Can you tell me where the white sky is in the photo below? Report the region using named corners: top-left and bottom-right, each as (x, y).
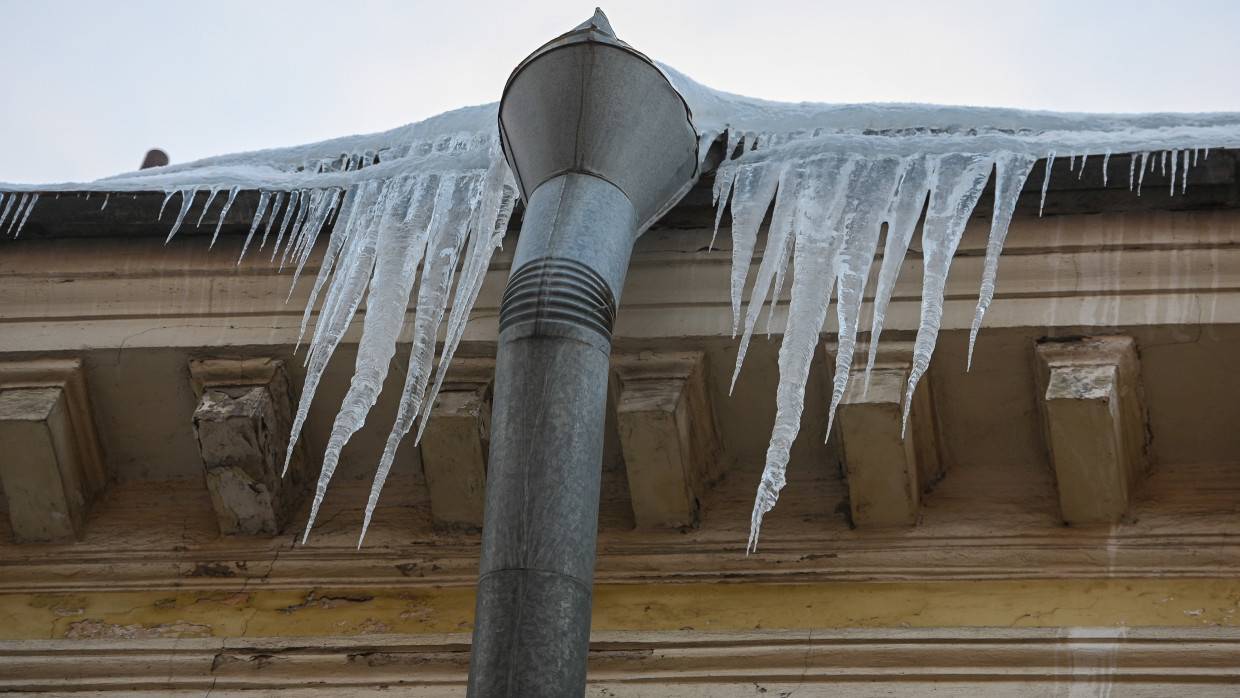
top-left (2, 0), bottom-right (1238, 184)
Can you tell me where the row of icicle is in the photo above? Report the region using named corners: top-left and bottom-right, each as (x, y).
top-left (101, 146), bottom-right (515, 546)
top-left (709, 143), bottom-right (1212, 552)
top-left (0, 142), bottom-right (1217, 550)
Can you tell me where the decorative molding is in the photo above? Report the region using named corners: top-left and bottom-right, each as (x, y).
top-left (6, 210), bottom-right (1240, 351)
top-left (3, 628), bottom-right (1240, 694)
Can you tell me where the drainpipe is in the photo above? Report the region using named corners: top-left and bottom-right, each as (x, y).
top-left (467, 10), bottom-right (699, 697)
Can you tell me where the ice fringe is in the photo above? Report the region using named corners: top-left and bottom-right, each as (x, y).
top-left (3, 64), bottom-right (1240, 551)
top-left (673, 65), bottom-right (1240, 551)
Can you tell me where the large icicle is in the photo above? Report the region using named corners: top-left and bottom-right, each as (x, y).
top-left (414, 156), bottom-right (517, 442)
top-left (901, 153), bottom-right (995, 433)
top-left (967, 153), bottom-right (1037, 369)
top-left (282, 180), bottom-right (384, 486)
top-left (292, 184), bottom-right (369, 352)
top-left (361, 156), bottom-right (516, 544)
top-left (747, 155), bottom-right (857, 551)
top-left (726, 162), bottom-right (782, 335)
top-left (864, 156), bottom-right (932, 386)
top-left (358, 172), bottom-right (484, 544)
top-left (300, 176), bottom-right (429, 542)
top-left (730, 162), bottom-right (797, 392)
top-left (825, 157), bottom-right (904, 434)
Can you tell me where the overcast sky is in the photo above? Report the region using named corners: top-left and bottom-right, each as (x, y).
top-left (2, 0), bottom-right (1238, 184)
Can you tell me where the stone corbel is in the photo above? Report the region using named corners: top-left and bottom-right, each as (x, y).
top-left (612, 350), bottom-right (723, 529)
top-left (188, 358), bottom-right (308, 536)
top-left (418, 358), bottom-right (494, 530)
top-left (1034, 336), bottom-right (1151, 525)
top-left (0, 358), bottom-right (106, 542)
top-left (825, 342), bottom-right (945, 528)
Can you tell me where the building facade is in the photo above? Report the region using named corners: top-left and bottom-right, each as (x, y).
top-left (2, 152), bottom-right (1240, 695)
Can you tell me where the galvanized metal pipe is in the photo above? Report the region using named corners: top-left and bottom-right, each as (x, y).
top-left (468, 173), bottom-right (635, 695)
top-left (468, 11), bottom-right (698, 696)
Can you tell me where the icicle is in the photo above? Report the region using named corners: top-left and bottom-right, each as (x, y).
top-left (1181, 149), bottom-right (1190, 194)
top-left (730, 163), bottom-right (798, 393)
top-left (1038, 151), bottom-right (1055, 216)
top-left (1137, 152), bottom-right (1150, 196)
top-left (902, 153), bottom-right (995, 435)
top-left (278, 190), bottom-right (314, 270)
top-left (1102, 151), bottom-right (1111, 187)
top-left (355, 173), bottom-right (484, 544)
top-left (1205, 148), bottom-right (1211, 160)
top-left (363, 159), bottom-right (516, 545)
top-left (164, 187), bottom-right (197, 243)
top-left (710, 168), bottom-right (736, 252)
top-left (747, 157), bottom-right (856, 553)
top-left (195, 187), bottom-right (221, 228)
top-left (260, 191), bottom-right (285, 250)
top-left (1068, 153), bottom-right (1076, 171)
top-left (825, 157), bottom-right (904, 436)
top-left (415, 158), bottom-right (517, 440)
top-left (100, 193), bottom-right (110, 211)
top-left (864, 156), bottom-right (932, 389)
top-left (284, 190), bottom-right (323, 266)
top-left (1160, 150), bottom-right (1167, 176)
top-left (708, 129), bottom-right (745, 251)
top-left (5, 193), bottom-right (31, 236)
top-left (0, 192), bottom-right (19, 231)
top-left (968, 153), bottom-right (1037, 369)
top-left (301, 185), bottom-right (382, 360)
top-left (239, 191), bottom-right (272, 261)
top-left (765, 241), bottom-right (790, 338)
top-left (726, 162), bottom-right (783, 336)
top-left (289, 189), bottom-right (324, 263)
top-left (282, 180), bottom-right (381, 487)
top-left (158, 189), bottom-right (176, 220)
top-left (1169, 150), bottom-right (1179, 196)
top-left (209, 187), bottom-right (239, 248)
top-left (285, 182), bottom-right (381, 490)
top-left (291, 189), bottom-right (332, 268)
top-left (12, 193), bottom-right (38, 238)
top-left (301, 176), bottom-right (427, 544)
top-left (288, 189), bottom-right (343, 293)
top-left (270, 190), bottom-right (302, 260)
top-left (1129, 154), bottom-right (1137, 191)
top-left (1077, 152), bottom-right (1088, 180)
top-left (285, 190), bottom-right (326, 274)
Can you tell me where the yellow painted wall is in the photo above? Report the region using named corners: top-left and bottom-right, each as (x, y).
top-left (3, 578), bottom-right (1238, 641)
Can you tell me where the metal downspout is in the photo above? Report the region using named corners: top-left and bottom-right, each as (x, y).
top-left (467, 10), bottom-right (699, 697)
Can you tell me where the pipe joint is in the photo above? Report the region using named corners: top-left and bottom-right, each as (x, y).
top-left (499, 257), bottom-right (616, 339)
